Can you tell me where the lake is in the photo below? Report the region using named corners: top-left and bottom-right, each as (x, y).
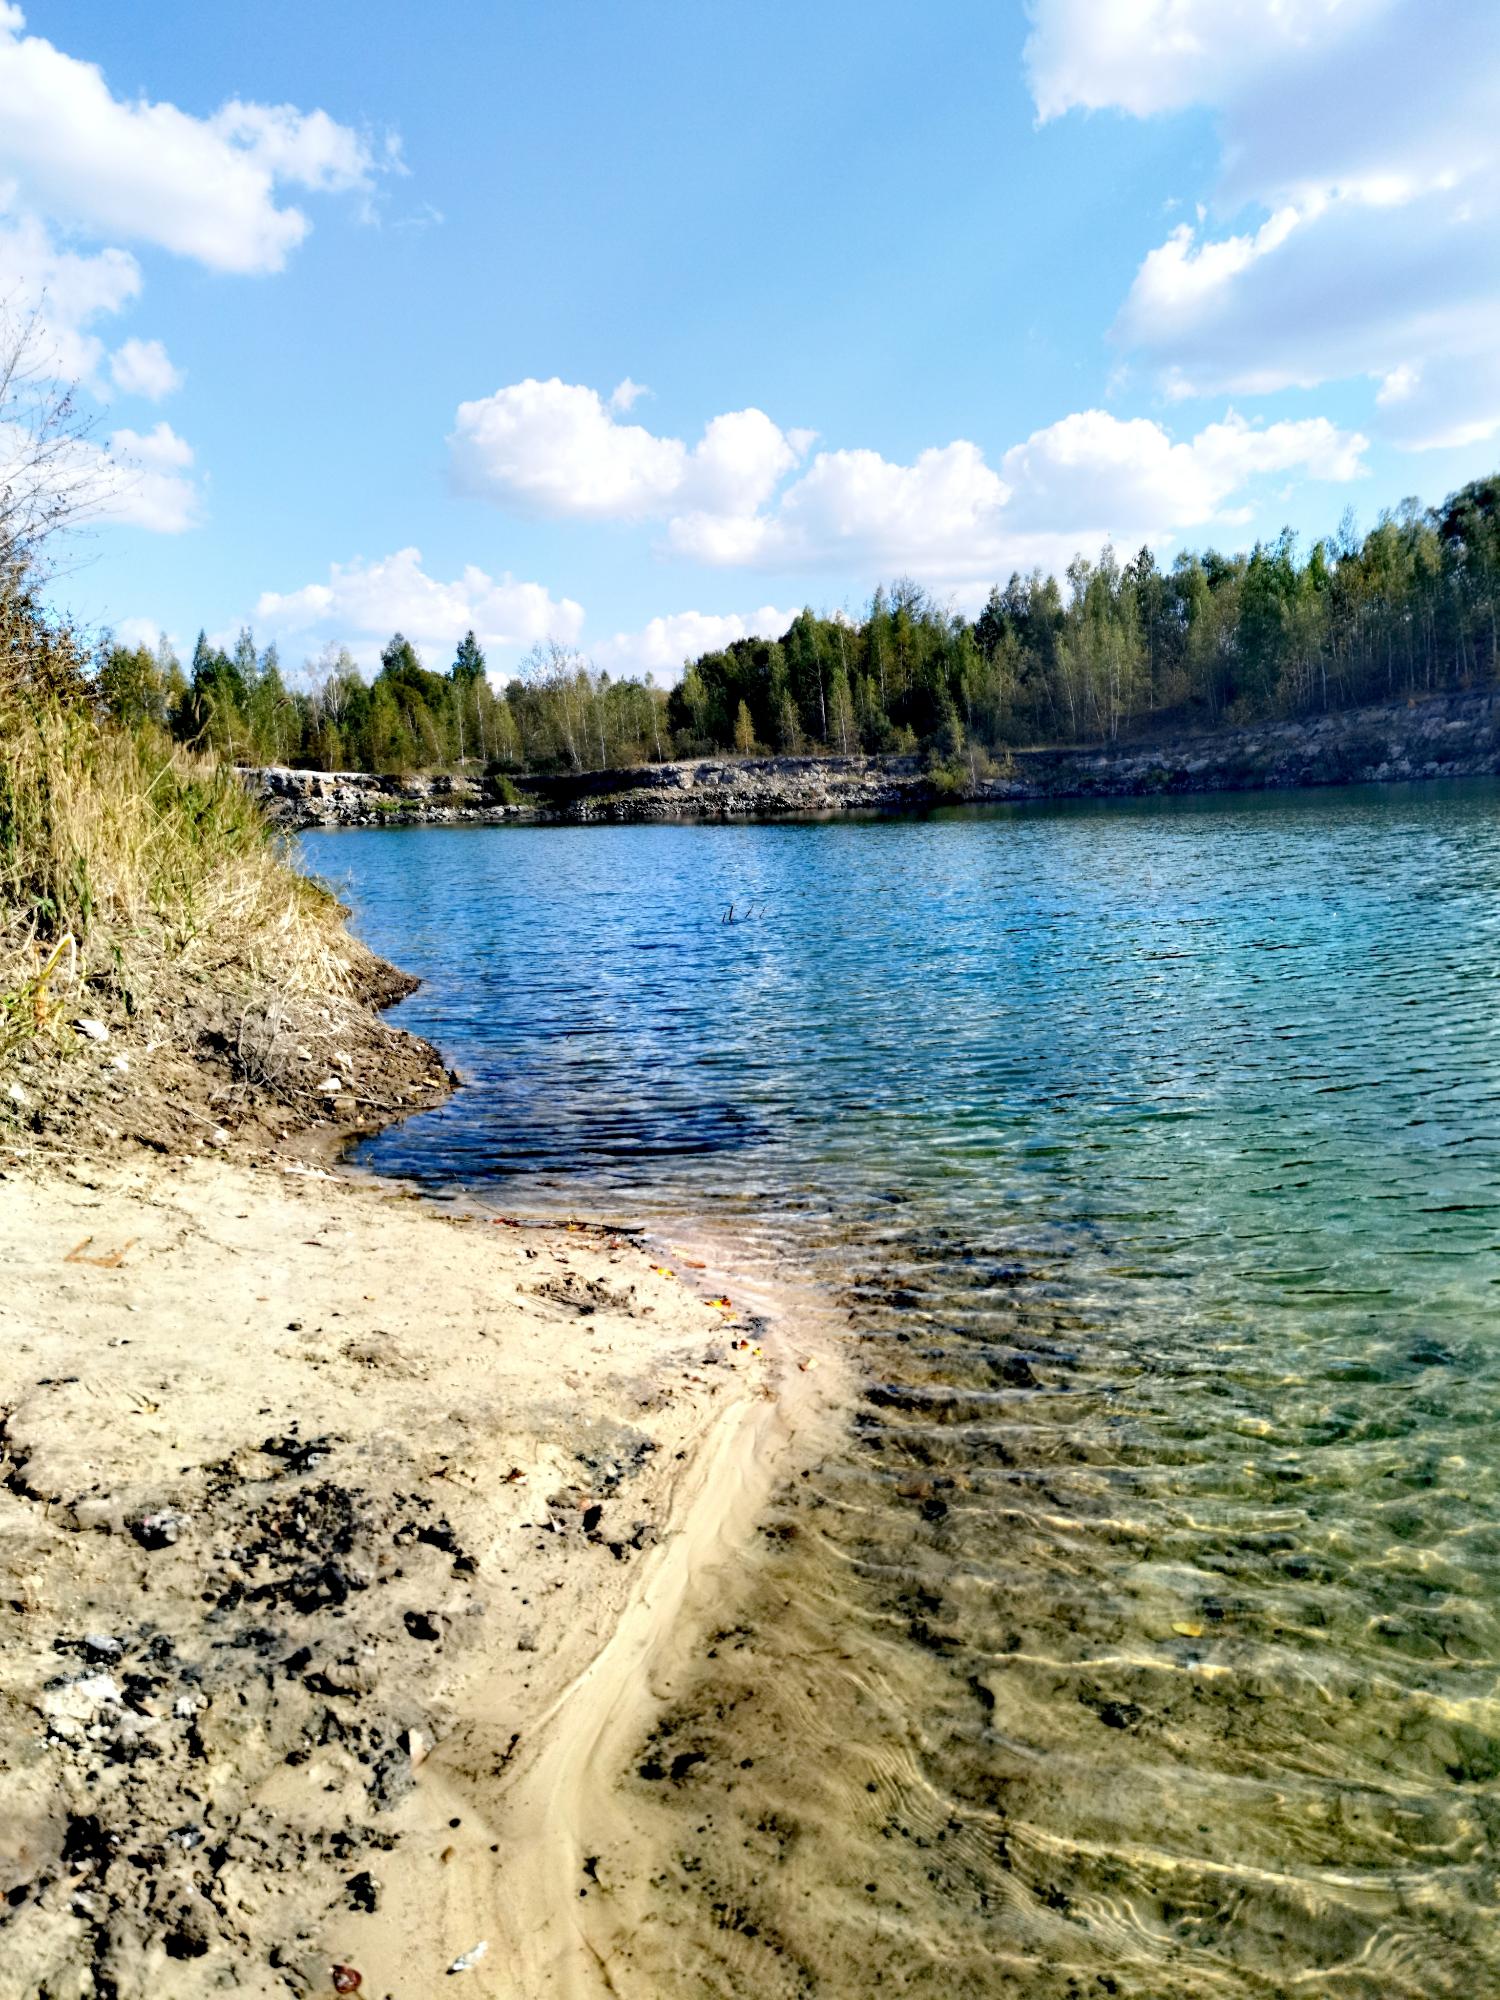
top-left (303, 780), bottom-right (1500, 1998)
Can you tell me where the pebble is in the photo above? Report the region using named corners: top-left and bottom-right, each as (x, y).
top-left (447, 1941), bottom-right (488, 1974)
top-left (73, 1018), bottom-right (109, 1043)
top-left (133, 1509), bottom-right (185, 1549)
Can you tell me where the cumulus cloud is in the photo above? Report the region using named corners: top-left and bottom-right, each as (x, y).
top-left (754, 413), bottom-right (1363, 576)
top-left (1117, 187), bottom-right (1500, 447)
top-left (669, 439), bottom-right (1013, 571)
top-left (1027, 0), bottom-right (1500, 446)
top-left (0, 6), bottom-right (382, 275)
top-left (0, 206), bottom-right (140, 384)
top-left (253, 547), bottom-right (584, 674)
top-left (997, 409), bottom-right (1366, 534)
top-left (108, 335), bottom-right (182, 401)
top-left (0, 9), bottom-right (396, 532)
top-left (449, 377), bottom-right (808, 521)
top-left (101, 422), bottom-right (200, 533)
top-left (593, 605), bottom-right (801, 680)
top-left (0, 413), bottom-right (202, 537)
top-left (449, 372), bottom-right (1366, 582)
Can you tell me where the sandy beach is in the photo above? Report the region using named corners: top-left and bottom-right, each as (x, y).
top-left (0, 1150), bottom-right (840, 1997)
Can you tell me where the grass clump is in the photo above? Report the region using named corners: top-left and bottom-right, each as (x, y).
top-left (1, 582), bottom-right (358, 1061)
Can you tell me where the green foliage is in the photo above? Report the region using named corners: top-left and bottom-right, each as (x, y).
top-left (89, 473), bottom-right (1500, 780)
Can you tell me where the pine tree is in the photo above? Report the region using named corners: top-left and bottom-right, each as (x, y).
top-left (452, 630), bottom-right (486, 684)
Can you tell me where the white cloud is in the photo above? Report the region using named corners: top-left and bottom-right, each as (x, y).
top-left (253, 547), bottom-right (584, 675)
top-left (1117, 185), bottom-right (1500, 446)
top-left (449, 377), bottom-right (808, 521)
top-left (998, 408), bottom-right (1365, 535)
top-left (451, 372), bottom-right (1365, 582)
top-left (0, 206), bottom-right (140, 383)
top-left (670, 439), bottom-right (1014, 572)
top-left (0, 412), bottom-right (201, 537)
top-left (610, 377), bottom-right (649, 411)
top-left (110, 615), bottom-right (175, 652)
top-left (1024, 0), bottom-right (1391, 123)
top-left (0, 7), bottom-right (382, 275)
top-left (1028, 0), bottom-right (1500, 446)
top-left (108, 335), bottom-right (182, 401)
top-left (594, 605), bottom-right (801, 680)
top-left (668, 409), bottom-right (1365, 579)
top-left (0, 11), bottom-right (397, 537)
top-left (102, 422), bottom-right (199, 533)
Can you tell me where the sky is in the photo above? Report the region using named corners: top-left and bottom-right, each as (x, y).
top-left (4, 0), bottom-right (1499, 684)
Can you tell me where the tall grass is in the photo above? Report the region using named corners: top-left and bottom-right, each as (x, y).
top-left (1, 697), bottom-right (358, 1057)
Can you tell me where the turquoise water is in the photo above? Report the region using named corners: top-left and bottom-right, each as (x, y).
top-left (304, 782), bottom-right (1500, 1997)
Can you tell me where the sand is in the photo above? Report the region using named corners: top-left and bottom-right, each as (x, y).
top-left (0, 1151), bottom-right (840, 1998)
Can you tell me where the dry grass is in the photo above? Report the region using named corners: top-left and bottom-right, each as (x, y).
top-left (1, 699), bottom-right (357, 1059)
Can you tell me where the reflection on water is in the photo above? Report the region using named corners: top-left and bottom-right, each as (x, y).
top-left (306, 781), bottom-right (1500, 1996)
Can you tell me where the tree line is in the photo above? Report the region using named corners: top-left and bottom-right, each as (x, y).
top-left (97, 474), bottom-right (1499, 774)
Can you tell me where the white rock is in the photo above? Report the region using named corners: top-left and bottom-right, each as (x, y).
top-left (73, 1018), bottom-right (109, 1043)
top-left (5, 1082), bottom-right (26, 1106)
top-left (317, 1076), bottom-right (343, 1095)
top-left (108, 1054), bottom-right (129, 1073)
top-left (447, 1942), bottom-right (488, 1974)
top-left (42, 1674), bottom-right (122, 1724)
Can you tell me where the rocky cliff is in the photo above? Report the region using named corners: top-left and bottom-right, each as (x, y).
top-left (251, 687), bottom-right (1500, 829)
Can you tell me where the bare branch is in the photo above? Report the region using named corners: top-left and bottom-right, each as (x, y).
top-left (0, 295), bottom-right (110, 581)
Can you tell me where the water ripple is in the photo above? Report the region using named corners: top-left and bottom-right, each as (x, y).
top-left (308, 780), bottom-right (1500, 1995)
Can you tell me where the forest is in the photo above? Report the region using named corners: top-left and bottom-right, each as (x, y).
top-left (96, 475), bottom-right (1499, 776)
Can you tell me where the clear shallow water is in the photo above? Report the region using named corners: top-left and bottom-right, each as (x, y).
top-left (304, 783), bottom-right (1500, 1997)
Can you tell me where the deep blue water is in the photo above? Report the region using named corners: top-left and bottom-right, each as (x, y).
top-left (303, 782), bottom-right (1500, 1997)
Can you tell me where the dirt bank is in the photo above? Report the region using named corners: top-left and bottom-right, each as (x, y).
top-left (1, 941), bottom-right (453, 1172)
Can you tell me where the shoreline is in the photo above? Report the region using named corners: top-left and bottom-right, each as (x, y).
top-left (252, 686), bottom-right (1500, 830)
top-left (0, 943), bottom-right (850, 1996)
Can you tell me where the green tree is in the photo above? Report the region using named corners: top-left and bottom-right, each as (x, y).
top-left (98, 639), bottom-right (167, 727)
top-left (452, 630), bottom-right (486, 684)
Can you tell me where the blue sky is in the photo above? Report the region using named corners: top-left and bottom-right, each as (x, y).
top-left (5, 0), bottom-right (1498, 681)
